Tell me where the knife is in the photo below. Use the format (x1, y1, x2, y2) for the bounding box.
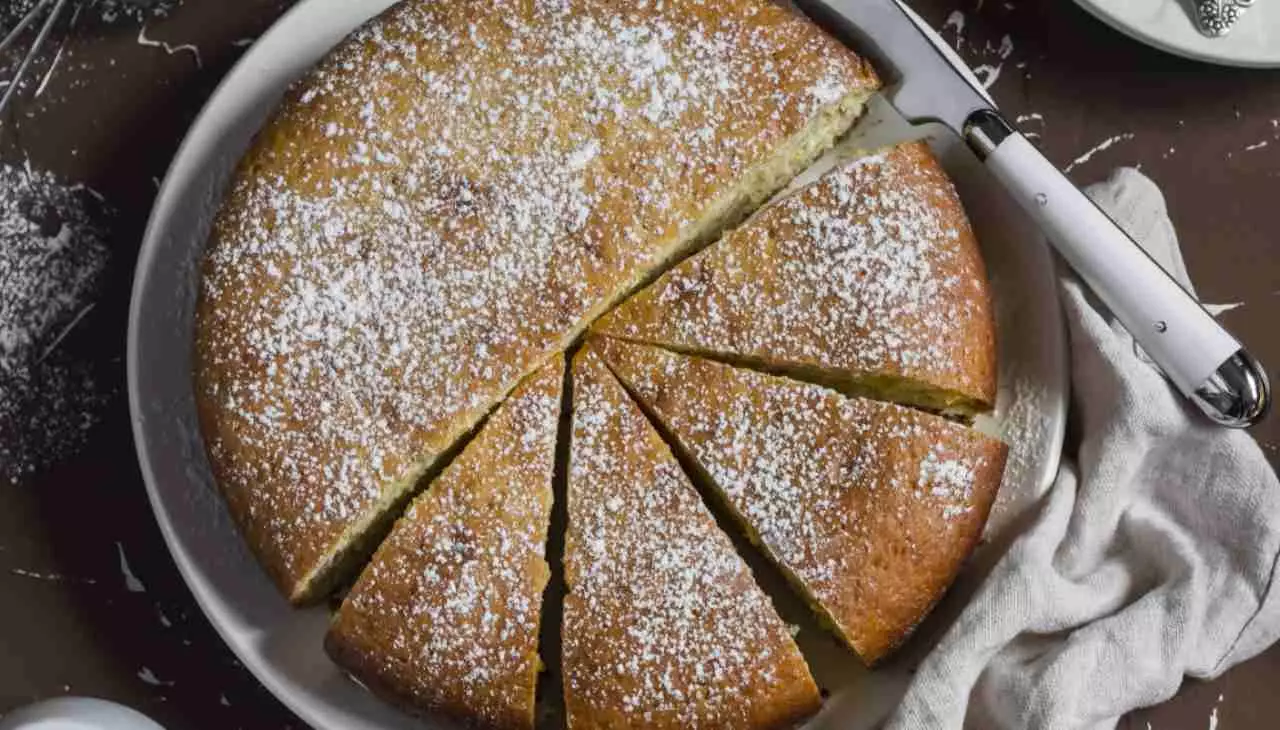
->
(796, 0, 1270, 428)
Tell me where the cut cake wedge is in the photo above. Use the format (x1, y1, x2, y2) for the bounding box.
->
(325, 360, 563, 730)
(594, 141, 997, 416)
(592, 336, 1007, 663)
(562, 349, 820, 729)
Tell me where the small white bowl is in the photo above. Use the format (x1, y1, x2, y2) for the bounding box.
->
(0, 698, 165, 730)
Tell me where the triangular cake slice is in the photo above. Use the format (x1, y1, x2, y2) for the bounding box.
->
(594, 141, 997, 415)
(563, 350, 820, 728)
(592, 337, 1007, 663)
(325, 360, 563, 730)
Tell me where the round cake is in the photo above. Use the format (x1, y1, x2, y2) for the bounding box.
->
(192, 0, 1005, 727)
(194, 0, 878, 606)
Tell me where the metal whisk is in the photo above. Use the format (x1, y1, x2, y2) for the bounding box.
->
(0, 0, 165, 120)
(0, 0, 72, 119)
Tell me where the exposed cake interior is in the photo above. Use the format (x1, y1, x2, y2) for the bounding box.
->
(594, 336, 1008, 664)
(591, 141, 999, 420)
(593, 343, 866, 656)
(554, 89, 875, 350)
(292, 381, 515, 604)
(606, 338, 989, 419)
(561, 349, 822, 727)
(323, 361, 562, 728)
(608, 361, 858, 644)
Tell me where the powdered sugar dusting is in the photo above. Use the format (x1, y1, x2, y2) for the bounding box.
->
(195, 0, 874, 583)
(0, 164, 105, 372)
(1064, 133, 1136, 174)
(563, 351, 814, 725)
(116, 541, 147, 593)
(597, 142, 994, 406)
(942, 11, 966, 47)
(332, 364, 562, 726)
(136, 24, 203, 69)
(984, 371, 1051, 534)
(0, 162, 109, 483)
(919, 447, 977, 521)
(598, 339, 1005, 660)
(137, 666, 173, 687)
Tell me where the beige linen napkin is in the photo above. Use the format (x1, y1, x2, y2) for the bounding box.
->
(886, 168, 1280, 730)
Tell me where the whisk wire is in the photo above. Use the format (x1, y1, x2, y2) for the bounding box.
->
(0, 0, 57, 57)
(0, 0, 72, 120)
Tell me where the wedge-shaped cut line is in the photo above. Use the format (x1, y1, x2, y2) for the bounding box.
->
(593, 141, 998, 418)
(592, 337, 1008, 664)
(325, 361, 563, 730)
(562, 350, 821, 729)
(194, 0, 881, 604)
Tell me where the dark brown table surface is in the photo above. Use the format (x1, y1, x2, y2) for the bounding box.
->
(0, 1, 1276, 728)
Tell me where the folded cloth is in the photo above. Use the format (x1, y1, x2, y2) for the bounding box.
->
(886, 168, 1280, 730)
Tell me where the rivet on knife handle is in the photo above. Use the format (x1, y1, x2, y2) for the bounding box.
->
(962, 109, 1271, 428)
(790, 0, 1269, 426)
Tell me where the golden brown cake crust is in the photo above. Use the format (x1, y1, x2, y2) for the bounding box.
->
(325, 361, 563, 730)
(563, 350, 820, 729)
(593, 337, 1008, 664)
(194, 0, 878, 602)
(594, 141, 998, 412)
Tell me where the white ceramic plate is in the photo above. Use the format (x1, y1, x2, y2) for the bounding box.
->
(127, 2, 1068, 728)
(1075, 0, 1280, 68)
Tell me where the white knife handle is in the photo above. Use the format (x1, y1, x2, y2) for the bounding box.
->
(964, 110, 1270, 427)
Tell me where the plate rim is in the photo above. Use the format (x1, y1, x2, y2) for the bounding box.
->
(126, 2, 1070, 727)
(1074, 0, 1280, 69)
(125, 2, 389, 728)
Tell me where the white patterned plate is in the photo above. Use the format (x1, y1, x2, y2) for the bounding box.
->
(1076, 0, 1280, 68)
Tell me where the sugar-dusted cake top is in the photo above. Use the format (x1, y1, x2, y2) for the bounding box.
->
(595, 141, 997, 413)
(326, 361, 563, 730)
(194, 0, 877, 600)
(594, 336, 1006, 662)
(562, 349, 820, 728)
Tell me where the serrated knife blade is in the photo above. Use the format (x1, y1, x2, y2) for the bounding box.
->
(794, 0, 1270, 428)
